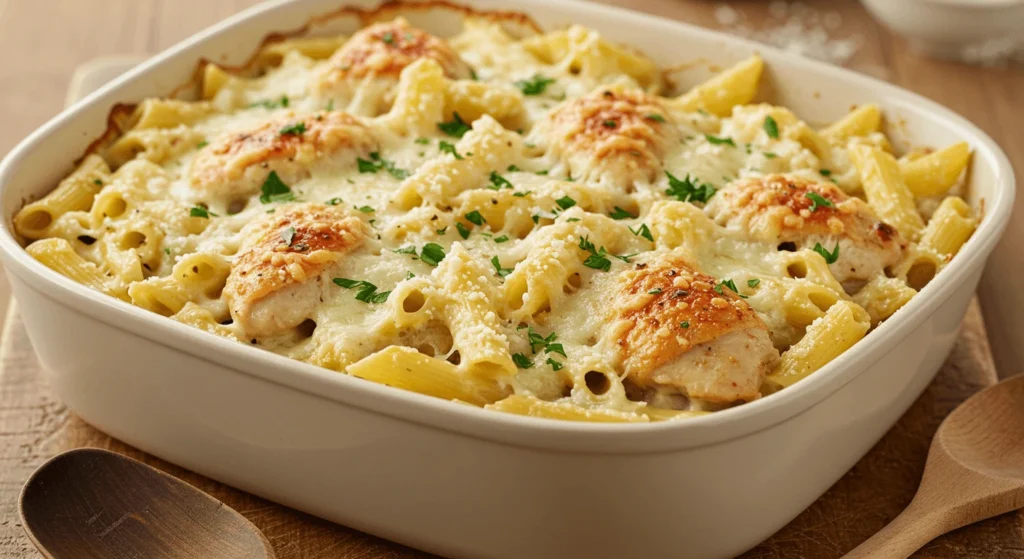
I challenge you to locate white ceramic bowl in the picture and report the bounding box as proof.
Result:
[0,1,1014,557]
[860,0,1024,61]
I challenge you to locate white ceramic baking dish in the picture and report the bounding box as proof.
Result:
[0,1,1014,557]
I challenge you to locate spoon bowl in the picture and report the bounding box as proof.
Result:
[19,448,275,559]
[845,374,1024,558]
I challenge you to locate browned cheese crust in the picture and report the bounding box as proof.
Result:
[190,111,377,199]
[611,256,774,402]
[318,18,470,87]
[542,87,678,183]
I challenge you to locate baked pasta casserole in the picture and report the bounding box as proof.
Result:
[14,8,979,422]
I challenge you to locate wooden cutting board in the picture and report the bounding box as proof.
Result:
[1,57,1022,559]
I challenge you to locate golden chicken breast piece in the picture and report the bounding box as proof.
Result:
[534,86,680,185]
[190,111,376,201]
[314,18,470,108]
[224,203,368,338]
[609,257,778,404]
[705,174,904,286]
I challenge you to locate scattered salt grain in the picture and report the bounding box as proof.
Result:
[714,1,862,66]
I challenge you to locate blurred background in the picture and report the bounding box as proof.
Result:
[0,0,1019,387]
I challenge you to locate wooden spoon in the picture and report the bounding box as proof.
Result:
[844,374,1024,558]
[19,447,275,559]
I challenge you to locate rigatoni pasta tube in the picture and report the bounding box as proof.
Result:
[766,300,870,389]
[14,154,109,240]
[347,346,509,406]
[487,394,644,423]
[920,196,976,258]
[899,142,971,197]
[26,238,127,301]
[849,144,925,241]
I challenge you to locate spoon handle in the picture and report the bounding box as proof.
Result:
[842,499,950,559]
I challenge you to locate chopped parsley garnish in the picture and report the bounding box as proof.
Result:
[356,152,408,179]
[438,112,471,138]
[512,353,534,369]
[514,74,555,96]
[93,179,103,185]
[546,358,564,371]
[357,206,374,213]
[705,134,736,147]
[612,252,639,263]
[164,247,171,256]
[602,120,618,128]
[455,223,471,239]
[415,137,430,145]
[189,206,216,218]
[465,211,486,226]
[764,115,780,139]
[763,152,778,159]
[507,165,521,172]
[259,171,295,203]
[469,67,478,80]
[805,192,834,212]
[491,256,514,278]
[333,278,390,303]
[714,279,747,298]
[436,226,447,235]
[249,95,289,109]
[629,223,654,242]
[565,217,580,222]
[535,170,549,176]
[405,271,415,280]
[579,236,612,272]
[648,288,663,295]
[326,197,343,206]
[813,242,840,264]
[819,169,833,177]
[526,327,564,356]
[493,235,509,243]
[279,122,306,136]
[680,321,690,329]
[646,113,667,123]
[512,191,530,197]
[419,243,446,266]
[609,206,634,220]
[747,278,761,288]
[280,227,296,246]
[488,171,513,190]
[665,171,716,203]
[392,245,417,255]
[381,32,395,44]
[438,141,463,160]
[326,99,334,111]
[555,196,577,210]
[196,141,208,149]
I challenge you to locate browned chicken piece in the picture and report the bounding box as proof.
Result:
[609,257,778,404]
[704,174,905,286]
[190,111,377,201]
[224,203,368,338]
[535,86,680,185]
[315,18,471,95]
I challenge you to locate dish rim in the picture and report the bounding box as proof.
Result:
[0,0,1014,453]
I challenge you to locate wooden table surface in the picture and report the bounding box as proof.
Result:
[0,1,1021,558]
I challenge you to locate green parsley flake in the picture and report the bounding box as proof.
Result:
[665,171,716,203]
[714,279,747,298]
[629,223,654,242]
[259,171,294,203]
[326,197,343,206]
[436,226,447,235]
[494,235,509,243]
[512,353,533,369]
[512,191,530,197]
[514,74,555,96]
[392,246,417,255]
[705,134,736,147]
[381,32,394,44]
[356,152,408,179]
[488,171,513,190]
[279,122,306,136]
[420,243,446,266]
[555,196,577,210]
[507,165,521,172]
[456,222,471,239]
[805,192,834,212]
[438,141,463,160]
[196,141,208,149]
[646,113,667,123]
[249,95,289,109]
[648,288,663,295]
[813,242,840,264]
[334,278,389,303]
[764,115,780,139]
[609,206,634,220]
[465,211,486,226]
[189,206,216,218]
[680,321,690,329]
[579,236,612,272]
[546,358,564,371]
[747,278,761,288]
[491,256,514,278]
[603,120,618,128]
[357,206,374,213]
[438,112,472,138]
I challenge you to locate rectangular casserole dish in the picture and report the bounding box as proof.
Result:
[0,1,1013,557]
